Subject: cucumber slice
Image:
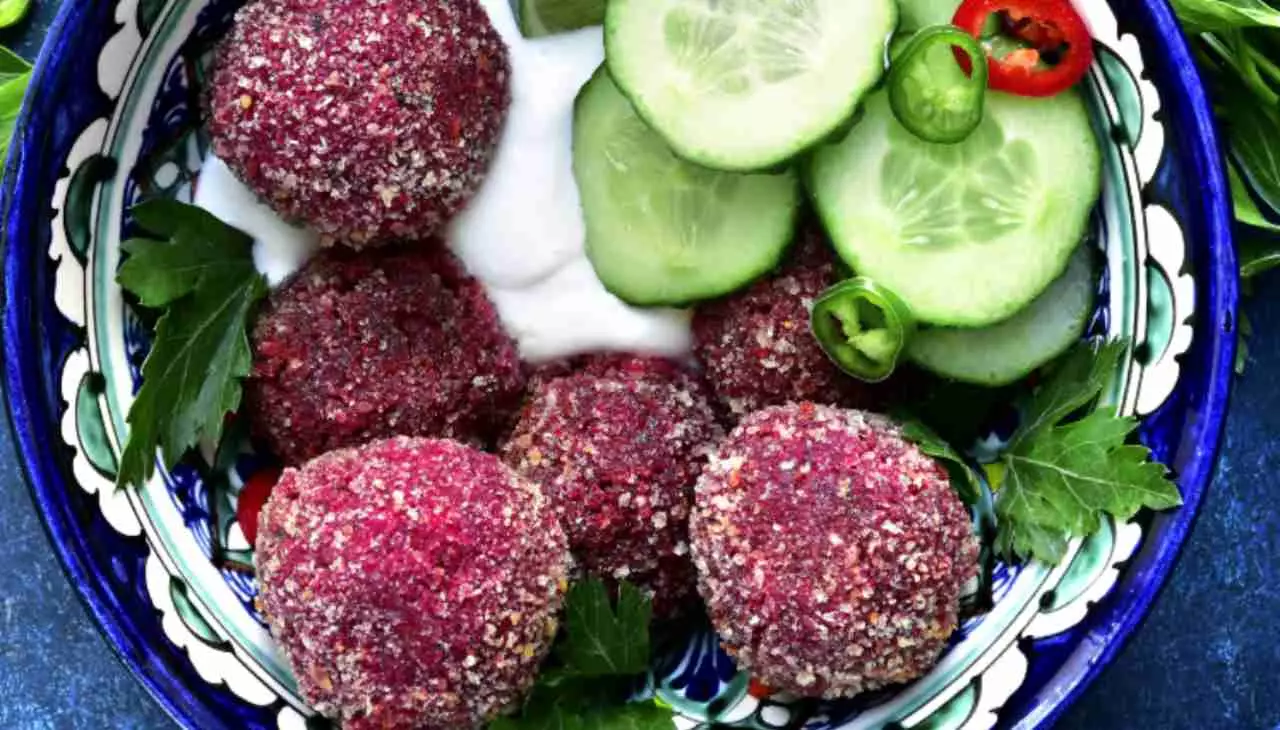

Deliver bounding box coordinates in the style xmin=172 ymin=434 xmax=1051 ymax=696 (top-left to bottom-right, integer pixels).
xmin=604 ymin=0 xmax=896 ymax=172
xmin=807 ymin=89 xmax=1100 ymax=327
xmin=906 ymin=246 xmax=1096 ymax=386
xmin=518 ymin=0 xmax=604 ymax=38
xmin=573 ymin=67 xmax=800 ymax=306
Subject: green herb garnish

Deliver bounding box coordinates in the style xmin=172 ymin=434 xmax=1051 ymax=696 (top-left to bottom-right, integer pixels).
xmin=492 ymin=697 xmax=673 ymax=730
xmin=900 ymin=418 xmax=983 ymax=506
xmin=1171 ymin=0 xmax=1280 ymax=281
xmin=558 ymin=578 xmax=652 ymax=676
xmin=991 ymin=340 xmax=1182 ymax=563
xmin=0 ymin=47 xmax=31 ymax=162
xmin=115 ymin=200 xmax=267 ymax=488
xmin=0 ymin=0 xmax=30 ymax=29
xmin=1172 ymin=0 xmax=1280 ymax=34
xmin=494 ymin=579 xmax=673 ymax=730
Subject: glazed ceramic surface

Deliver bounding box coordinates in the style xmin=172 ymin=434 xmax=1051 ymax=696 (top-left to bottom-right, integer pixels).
xmin=2 ymin=0 xmax=1236 ymax=728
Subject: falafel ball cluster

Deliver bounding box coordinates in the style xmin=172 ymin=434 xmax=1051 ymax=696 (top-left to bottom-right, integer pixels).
xmin=256 ymin=437 xmax=569 ymax=730
xmin=221 ymin=0 xmax=983 ymax=711
xmin=208 ymin=0 xmax=509 ymax=247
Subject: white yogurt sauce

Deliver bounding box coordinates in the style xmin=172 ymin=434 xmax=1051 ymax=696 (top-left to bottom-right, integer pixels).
xmin=193 ymin=0 xmax=692 ymax=363
xmin=194 ymin=156 xmax=320 ymax=286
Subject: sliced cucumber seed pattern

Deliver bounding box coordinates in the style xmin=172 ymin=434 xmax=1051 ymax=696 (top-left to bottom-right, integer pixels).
xmin=963 ymin=140 xmax=1041 ymax=240
xmin=808 ymin=89 xmax=1100 ymax=326
xmin=602 ymin=117 xmax=746 ymax=268
xmin=607 ymin=0 xmax=895 ymax=170
xmin=662 ymin=0 xmax=821 ymax=97
xmin=880 ymin=118 xmax=1041 ymax=247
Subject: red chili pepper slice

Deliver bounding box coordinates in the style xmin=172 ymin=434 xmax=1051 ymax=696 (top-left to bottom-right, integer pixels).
xmin=747 ymin=678 xmax=773 ymax=698
xmin=236 ymin=468 xmax=282 ymax=547
xmin=952 ymin=0 xmax=1093 ymax=97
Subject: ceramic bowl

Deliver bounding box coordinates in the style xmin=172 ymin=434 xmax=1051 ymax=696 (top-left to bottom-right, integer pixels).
xmin=1 ymin=0 xmax=1237 ymax=727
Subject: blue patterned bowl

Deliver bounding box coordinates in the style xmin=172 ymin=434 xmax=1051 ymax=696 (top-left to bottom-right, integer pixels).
xmin=1 ymin=0 xmax=1237 ymax=728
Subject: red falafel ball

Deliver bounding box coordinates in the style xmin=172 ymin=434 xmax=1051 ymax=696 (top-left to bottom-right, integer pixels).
xmin=208 ymin=0 xmax=509 ymax=247
xmin=256 ymin=437 xmax=570 ymax=729
xmin=691 ymin=403 xmax=979 ymax=698
xmin=501 ymin=359 xmax=721 ymax=616
xmin=246 ymin=245 xmax=524 ymax=465
xmin=693 ymin=234 xmax=874 ymax=418
xmin=530 ymin=353 xmax=713 ymax=400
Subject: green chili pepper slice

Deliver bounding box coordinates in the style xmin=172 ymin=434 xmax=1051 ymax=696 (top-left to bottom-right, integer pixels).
xmin=811 ymin=277 xmax=916 ymax=382
xmin=887 ymin=25 xmax=989 ymax=144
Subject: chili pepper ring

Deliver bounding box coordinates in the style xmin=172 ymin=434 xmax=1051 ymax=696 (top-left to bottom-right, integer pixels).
xmin=888 ymin=25 xmax=989 ymax=144
xmin=810 ymin=277 xmax=917 ymax=382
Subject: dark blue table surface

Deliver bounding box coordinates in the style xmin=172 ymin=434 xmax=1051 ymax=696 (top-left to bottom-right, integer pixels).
xmin=1 ymin=4 xmax=1278 ymax=728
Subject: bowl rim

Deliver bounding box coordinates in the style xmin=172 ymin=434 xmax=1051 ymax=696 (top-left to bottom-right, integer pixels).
xmin=0 ymin=0 xmax=1237 ymax=727
xmin=1003 ymin=0 xmax=1238 ymax=724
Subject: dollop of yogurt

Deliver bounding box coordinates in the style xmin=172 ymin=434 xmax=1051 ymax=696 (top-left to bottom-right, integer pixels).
xmin=194 ymin=156 xmax=319 ymax=286
xmin=194 ymin=0 xmax=692 ymax=363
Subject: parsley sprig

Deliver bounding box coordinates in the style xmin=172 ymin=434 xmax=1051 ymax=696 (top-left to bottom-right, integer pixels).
xmin=493 ymin=579 xmax=674 ymax=730
xmin=990 ymin=340 xmax=1182 ymax=562
xmin=115 ymin=200 xmax=268 ymax=488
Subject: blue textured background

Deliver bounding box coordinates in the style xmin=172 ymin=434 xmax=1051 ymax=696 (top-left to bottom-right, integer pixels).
xmin=0 ymin=3 xmax=1276 ymax=728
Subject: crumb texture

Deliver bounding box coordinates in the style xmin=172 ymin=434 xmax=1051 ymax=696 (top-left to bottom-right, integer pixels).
xmin=691 ymin=403 xmax=979 ymax=698
xmin=694 ymin=233 xmax=881 ymax=418
xmin=503 ymin=355 xmax=721 ymax=616
xmin=208 ymin=0 xmax=510 ymax=246
xmin=256 ymin=437 xmax=570 ymax=729
xmin=246 ymin=245 xmax=524 ymax=465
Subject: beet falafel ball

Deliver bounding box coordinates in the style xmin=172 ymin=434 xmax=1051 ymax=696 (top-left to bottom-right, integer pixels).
xmin=531 ymin=353 xmax=715 ymax=400
xmin=246 ymin=245 xmax=524 ymax=465
xmin=208 ymin=0 xmax=509 ymax=247
xmin=691 ymin=403 xmax=978 ymax=698
xmin=502 ymin=359 xmax=721 ymax=616
xmin=256 ymin=437 xmax=570 ymax=729
xmin=693 ymin=234 xmax=872 ymax=418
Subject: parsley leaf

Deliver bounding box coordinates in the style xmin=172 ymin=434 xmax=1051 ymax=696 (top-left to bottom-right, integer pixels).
xmin=558 ymin=579 xmax=651 ymax=676
xmin=1009 ymin=339 xmax=1126 ymax=450
xmin=994 ymin=340 xmax=1182 ymax=563
xmin=492 ymin=698 xmax=673 ymax=730
xmin=579 ymin=703 xmax=674 ymax=730
xmin=899 ymin=418 xmax=982 ymax=506
xmin=493 ymin=579 xmax=669 ymax=730
xmin=1172 ymin=0 xmax=1280 ymax=33
xmin=115 ymin=200 xmax=267 ymax=488
xmin=0 ymin=0 xmax=31 ymax=29
xmin=0 ymin=47 xmax=30 ymax=162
